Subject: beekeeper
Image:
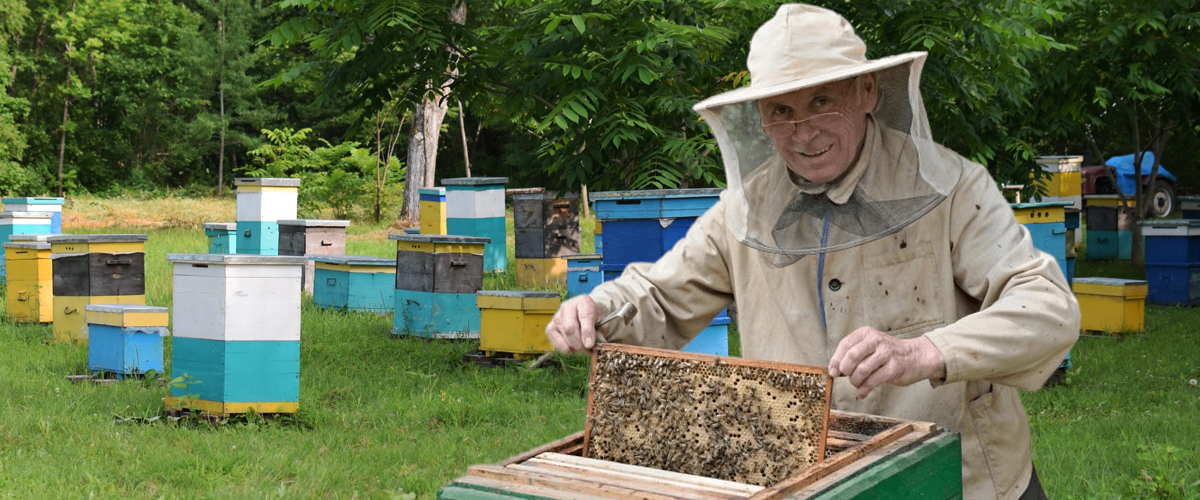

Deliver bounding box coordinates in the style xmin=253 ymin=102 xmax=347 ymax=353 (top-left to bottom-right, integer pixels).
xmin=545 ymin=4 xmax=1079 ymax=500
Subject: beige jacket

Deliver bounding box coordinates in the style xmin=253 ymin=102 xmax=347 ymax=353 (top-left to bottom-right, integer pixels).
xmin=589 ymin=123 xmax=1080 ymax=500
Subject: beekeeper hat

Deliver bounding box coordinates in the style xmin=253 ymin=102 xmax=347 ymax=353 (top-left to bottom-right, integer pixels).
xmin=693 ymin=4 xmax=960 ymax=263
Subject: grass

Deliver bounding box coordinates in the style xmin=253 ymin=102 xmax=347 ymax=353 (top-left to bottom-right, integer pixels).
xmin=0 ymin=196 xmax=1196 ymax=499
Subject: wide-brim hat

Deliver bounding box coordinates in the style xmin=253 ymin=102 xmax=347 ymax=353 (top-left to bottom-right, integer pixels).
xmin=694 ymin=4 xmax=926 ymax=112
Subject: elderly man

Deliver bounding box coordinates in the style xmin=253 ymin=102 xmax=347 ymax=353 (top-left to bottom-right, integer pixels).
xmin=545 ymin=4 xmax=1078 ymax=500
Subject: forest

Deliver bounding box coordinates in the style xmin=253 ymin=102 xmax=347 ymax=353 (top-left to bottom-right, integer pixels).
xmin=1 ymin=0 xmax=1197 ymax=223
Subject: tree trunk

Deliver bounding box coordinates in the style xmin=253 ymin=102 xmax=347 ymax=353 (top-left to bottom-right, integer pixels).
xmin=217 ymin=18 xmax=226 ymax=197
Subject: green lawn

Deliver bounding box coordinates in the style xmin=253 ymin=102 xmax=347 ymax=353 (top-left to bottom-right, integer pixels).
xmin=0 ymin=219 xmax=1197 ymax=499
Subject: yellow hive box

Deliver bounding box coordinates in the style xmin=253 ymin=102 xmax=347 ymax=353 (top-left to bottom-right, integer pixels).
xmin=4 ymin=242 xmax=54 ymax=323
xmin=419 ymin=187 xmax=448 ymax=235
xmin=477 ymin=290 xmax=559 ymax=358
xmin=1034 ymin=155 xmax=1083 ymax=197
xmin=515 ymin=257 xmax=567 ymax=288
xmin=54 ymin=295 xmax=147 ymax=344
xmin=1086 ymin=195 xmax=1137 ymax=208
xmin=1073 ymin=277 xmax=1148 ymax=334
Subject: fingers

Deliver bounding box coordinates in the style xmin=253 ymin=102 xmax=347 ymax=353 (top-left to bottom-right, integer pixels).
xmin=829 ymin=327 xmax=942 ymax=399
xmin=545 ymin=296 xmax=605 ymax=354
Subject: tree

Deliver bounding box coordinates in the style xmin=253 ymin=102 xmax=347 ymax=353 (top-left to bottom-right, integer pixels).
xmin=0 ymin=0 xmax=39 ymax=195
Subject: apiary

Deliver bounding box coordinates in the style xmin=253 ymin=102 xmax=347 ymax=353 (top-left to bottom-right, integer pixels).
xmin=49 ymin=234 xmax=148 ymax=343
xmin=476 ymin=290 xmax=558 ymax=358
xmin=277 ymin=219 xmax=349 ymax=294
xmin=1182 ymin=196 xmax=1200 ymax=219
xmin=390 ymin=233 xmax=489 ymax=338
xmin=0 ymin=211 xmax=53 ymax=277
xmin=203 ymin=222 xmax=237 ymax=254
xmin=440 ymin=345 xmax=961 ymax=500
xmin=1139 ymin=219 xmax=1200 ymax=305
xmin=4 ymin=241 xmax=53 ymax=323
xmin=2 ymin=197 xmax=65 ymax=233
xmin=443 ymin=177 xmax=508 ymax=273
xmin=1084 ymin=195 xmax=1136 ymax=260
xmin=235 ymin=177 xmax=300 ymax=255
xmin=420 ymin=187 xmax=448 ymax=235
xmin=164 ymin=253 xmax=306 ymax=416
xmin=514 ymin=191 xmax=580 ymax=288
xmin=1073 ymin=277 xmax=1147 ymax=334
xmin=1032 ymin=156 xmax=1083 ymax=209
xmin=565 ymin=253 xmax=602 ymax=298
xmin=85 ymin=304 xmax=168 ymax=379
xmin=311 ymin=255 xmax=396 ymax=313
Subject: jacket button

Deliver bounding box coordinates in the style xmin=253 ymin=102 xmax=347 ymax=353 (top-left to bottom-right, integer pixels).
xmin=828 ymin=279 xmax=842 ymax=291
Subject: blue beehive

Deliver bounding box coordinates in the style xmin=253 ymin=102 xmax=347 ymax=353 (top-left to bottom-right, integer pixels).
xmin=2 ymin=197 xmax=65 ymax=233
xmin=593 ymin=188 xmax=729 ymax=355
xmin=85 ymin=304 xmax=168 ymax=379
xmin=1140 ymin=219 xmax=1200 ymax=305
xmin=311 ymin=255 xmax=396 ymax=313
xmin=565 ymin=254 xmax=602 ymax=298
xmin=203 ymin=222 xmax=238 ymax=254
xmin=443 ymin=177 xmax=508 ymax=273
xmin=0 ymin=211 xmax=53 ymax=277
xmin=389 ymin=234 xmax=490 ymax=338
xmin=1181 ymin=196 xmax=1200 ymax=219
xmin=1011 ymin=201 xmax=1072 ymax=372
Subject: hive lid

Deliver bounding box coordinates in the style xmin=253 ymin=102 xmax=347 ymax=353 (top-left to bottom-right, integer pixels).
xmin=310 ymin=255 xmax=396 ymax=265
xmin=1 ymin=197 xmax=65 ymax=204
xmin=388 ymin=234 xmax=491 ymax=244
xmin=235 ymin=177 xmax=301 ymax=187
xmin=512 ymin=190 xmax=579 ymax=201
xmin=277 ymin=219 xmax=351 ymax=228
xmin=1138 ymin=219 xmax=1200 ymax=228
xmin=85 ymin=304 xmax=169 ymax=315
xmin=202 ymin=222 xmax=237 ymax=230
xmin=48 ymin=234 xmax=148 ymax=243
xmin=442 ymin=177 xmax=509 ymax=186
xmin=166 ymin=253 xmax=307 ymax=265
xmin=1010 ymin=201 xmax=1074 ymax=210
xmin=477 ymin=290 xmax=559 ymax=299
xmin=0 ymin=211 xmax=54 ymax=218
xmin=591 ymin=188 xmax=724 ymax=201
xmin=9 ymin=234 xmax=53 ymax=242
xmin=3 ymin=242 xmax=50 ymax=250
xmin=418 ymin=187 xmax=447 ymax=195
xmin=564 ymin=253 xmax=603 ymax=260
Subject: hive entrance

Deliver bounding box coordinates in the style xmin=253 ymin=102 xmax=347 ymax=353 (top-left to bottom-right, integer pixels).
xmin=585 ymin=344 xmax=832 ymax=486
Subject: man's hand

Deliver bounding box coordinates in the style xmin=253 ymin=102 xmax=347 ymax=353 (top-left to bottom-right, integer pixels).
xmin=827 ymin=326 xmax=946 ymax=399
xmin=544 ymin=296 xmax=607 ymax=354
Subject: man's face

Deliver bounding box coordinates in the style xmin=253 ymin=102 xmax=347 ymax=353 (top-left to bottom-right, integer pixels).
xmin=757 ymin=75 xmax=877 ymax=184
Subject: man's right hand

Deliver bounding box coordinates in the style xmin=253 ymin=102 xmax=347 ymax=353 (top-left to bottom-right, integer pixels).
xmin=544 ymin=295 xmax=607 ymax=354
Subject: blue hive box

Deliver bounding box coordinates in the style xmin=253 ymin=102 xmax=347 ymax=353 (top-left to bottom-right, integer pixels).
xmin=1181 ymin=196 xmax=1200 ymax=219
xmin=203 ymin=222 xmax=238 ymax=254
xmin=85 ymin=304 xmax=169 ymax=379
xmin=2 ymin=197 xmax=65 ymax=233
xmin=1140 ymin=219 xmax=1200 ymax=305
xmin=565 ymin=253 xmax=602 ymax=298
xmin=592 ymin=189 xmax=722 ymax=272
xmin=311 ymin=255 xmax=396 ymax=313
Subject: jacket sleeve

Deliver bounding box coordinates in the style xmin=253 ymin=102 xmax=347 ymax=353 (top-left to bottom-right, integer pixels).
xmin=923 ymin=162 xmax=1081 ymax=391
xmin=587 ymin=197 xmax=737 ymax=349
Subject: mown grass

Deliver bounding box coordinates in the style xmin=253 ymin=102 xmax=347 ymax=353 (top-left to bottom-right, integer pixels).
xmin=0 ymin=197 xmax=1196 ymax=499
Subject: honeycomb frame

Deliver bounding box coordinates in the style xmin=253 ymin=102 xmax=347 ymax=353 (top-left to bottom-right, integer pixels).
xmin=584 ymin=344 xmax=833 ymax=486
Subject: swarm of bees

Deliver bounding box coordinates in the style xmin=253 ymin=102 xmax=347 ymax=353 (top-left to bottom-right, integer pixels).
xmin=585 ymin=345 xmax=832 ymax=487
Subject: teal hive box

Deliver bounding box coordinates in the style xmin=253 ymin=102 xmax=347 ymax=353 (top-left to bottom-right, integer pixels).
xmin=235 ymin=177 xmax=301 ymax=256
xmin=0 ymin=211 xmax=53 ymax=277
xmin=85 ymin=304 xmax=168 ymax=379
xmin=2 ymin=197 xmax=65 ymax=233
xmin=203 ymin=222 xmax=237 ymax=254
xmin=165 ymin=253 xmax=306 ymax=416
xmin=311 ymin=255 xmax=396 ymax=313
xmin=443 ymin=177 xmax=508 ymax=273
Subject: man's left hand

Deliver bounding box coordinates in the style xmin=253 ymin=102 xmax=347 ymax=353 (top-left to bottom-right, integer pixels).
xmin=827 ymin=327 xmax=946 ymax=399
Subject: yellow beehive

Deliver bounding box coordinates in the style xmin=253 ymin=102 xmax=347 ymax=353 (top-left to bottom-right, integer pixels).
xmin=515 ymin=257 xmax=567 ymax=288
xmin=419 ymin=187 xmax=448 ymax=235
xmin=477 ymin=290 xmax=559 ymax=358
xmin=48 ymin=234 xmax=148 ymax=343
xmin=4 ymin=241 xmax=54 ymax=323
xmin=1073 ymin=277 xmax=1147 ymax=334
xmin=1035 ymin=156 xmax=1083 ymax=197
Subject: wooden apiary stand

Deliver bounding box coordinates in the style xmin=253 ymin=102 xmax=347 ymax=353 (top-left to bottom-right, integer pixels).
xmin=85 ymin=304 xmax=168 ymax=379
xmin=565 ymin=253 xmax=602 ymax=298
xmin=443 ymin=177 xmax=508 ymax=273
xmin=0 ymin=211 xmax=53 ymax=277
xmin=592 ymin=188 xmax=729 ymax=355
xmin=48 ymin=234 xmax=148 ymax=344
xmin=164 ymin=253 xmax=306 ymax=416
xmin=390 ymin=233 xmax=489 ymax=338
xmin=1073 ymin=277 xmax=1148 ymax=334
xmin=311 ymin=255 xmax=396 ymax=313
xmin=2 ymin=196 xmax=65 ymax=233
xmin=439 ymin=346 xmax=962 ymax=500
xmin=4 ymin=240 xmax=53 ymax=323
xmin=277 ymin=219 xmax=349 ymax=294
xmin=203 ymin=222 xmax=237 ymax=254
xmin=420 ymin=187 xmax=448 ymax=235
xmin=477 ymin=291 xmax=559 ymax=359
xmin=514 ymin=190 xmax=580 ymax=288
xmin=235 ymin=177 xmax=300 ymax=256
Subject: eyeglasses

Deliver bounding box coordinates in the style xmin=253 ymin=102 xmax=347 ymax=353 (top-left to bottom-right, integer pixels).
xmin=761 ymin=112 xmax=848 ymax=139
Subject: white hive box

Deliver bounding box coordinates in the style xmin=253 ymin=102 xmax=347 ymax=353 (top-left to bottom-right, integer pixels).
xmin=235 ymin=177 xmax=300 ymax=222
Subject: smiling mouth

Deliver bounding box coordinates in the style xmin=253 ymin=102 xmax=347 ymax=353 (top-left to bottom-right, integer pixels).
xmin=797 ymin=144 xmax=832 ymax=158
